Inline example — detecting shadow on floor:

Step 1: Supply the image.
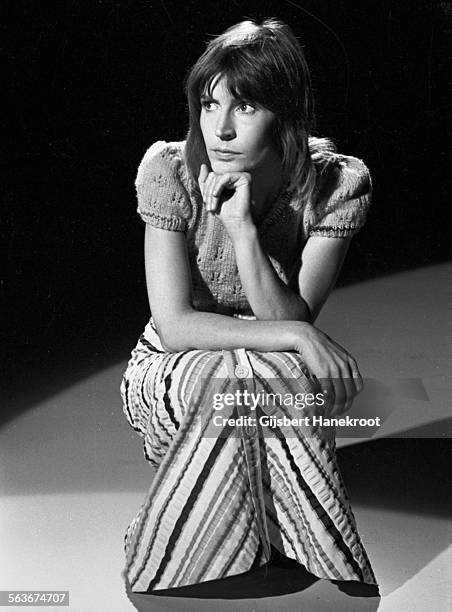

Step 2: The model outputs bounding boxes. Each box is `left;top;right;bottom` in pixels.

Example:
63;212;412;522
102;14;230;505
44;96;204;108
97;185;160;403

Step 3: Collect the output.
125;553;380;611
386;416;452;439
337;437;452;519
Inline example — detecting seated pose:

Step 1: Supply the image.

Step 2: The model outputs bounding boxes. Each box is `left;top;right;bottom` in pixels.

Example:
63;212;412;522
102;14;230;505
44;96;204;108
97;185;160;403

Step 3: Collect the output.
121;18;378;593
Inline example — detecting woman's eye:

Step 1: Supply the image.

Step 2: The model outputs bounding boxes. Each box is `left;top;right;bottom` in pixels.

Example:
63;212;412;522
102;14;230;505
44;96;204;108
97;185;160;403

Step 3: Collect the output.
237;103;256;114
201;100;216;111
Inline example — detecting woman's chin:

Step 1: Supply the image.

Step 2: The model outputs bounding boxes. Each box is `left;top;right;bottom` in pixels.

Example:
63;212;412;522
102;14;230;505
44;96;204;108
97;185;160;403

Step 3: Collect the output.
209;158;246;174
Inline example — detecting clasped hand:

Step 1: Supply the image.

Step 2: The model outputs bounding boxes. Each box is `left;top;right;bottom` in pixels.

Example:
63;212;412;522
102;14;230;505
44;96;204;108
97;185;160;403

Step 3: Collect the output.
198;164;254;234
293;322;363;418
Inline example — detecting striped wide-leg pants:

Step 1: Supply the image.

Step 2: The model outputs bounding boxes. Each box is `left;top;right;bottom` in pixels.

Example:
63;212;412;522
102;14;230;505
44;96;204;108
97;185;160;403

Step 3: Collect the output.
120;324;377;593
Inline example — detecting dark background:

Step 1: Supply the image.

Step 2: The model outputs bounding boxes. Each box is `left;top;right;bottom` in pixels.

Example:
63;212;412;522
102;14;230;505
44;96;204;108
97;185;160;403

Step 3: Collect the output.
3;0;449;414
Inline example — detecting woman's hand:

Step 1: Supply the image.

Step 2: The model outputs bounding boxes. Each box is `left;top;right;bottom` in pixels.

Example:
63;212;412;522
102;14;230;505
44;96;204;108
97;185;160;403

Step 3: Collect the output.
198;164;255;236
292;321;363;417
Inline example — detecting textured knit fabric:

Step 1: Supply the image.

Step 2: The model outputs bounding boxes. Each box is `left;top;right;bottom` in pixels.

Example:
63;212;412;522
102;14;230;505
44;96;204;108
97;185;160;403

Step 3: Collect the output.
121;139;377;592
121;323;377;592
135;139;372;316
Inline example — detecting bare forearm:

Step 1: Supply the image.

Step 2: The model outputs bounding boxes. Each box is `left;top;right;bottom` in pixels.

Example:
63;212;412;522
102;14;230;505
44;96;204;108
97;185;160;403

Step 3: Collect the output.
157;308;304;353
231;224;311;321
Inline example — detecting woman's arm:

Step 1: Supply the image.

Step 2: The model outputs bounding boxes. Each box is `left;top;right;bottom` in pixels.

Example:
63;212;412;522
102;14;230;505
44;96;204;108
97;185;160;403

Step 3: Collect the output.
231;226;351;323
144;224;301;352
145;224;362;415
199;166;351;323
230;223;311;321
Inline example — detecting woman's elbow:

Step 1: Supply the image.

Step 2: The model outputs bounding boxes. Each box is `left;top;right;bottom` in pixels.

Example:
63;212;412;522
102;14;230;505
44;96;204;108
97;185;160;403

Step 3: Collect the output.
154;312;193;352
255;297;313;323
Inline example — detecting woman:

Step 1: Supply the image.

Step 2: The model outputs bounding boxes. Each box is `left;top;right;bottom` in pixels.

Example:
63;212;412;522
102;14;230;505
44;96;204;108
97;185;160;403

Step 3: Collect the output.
121;18;377;593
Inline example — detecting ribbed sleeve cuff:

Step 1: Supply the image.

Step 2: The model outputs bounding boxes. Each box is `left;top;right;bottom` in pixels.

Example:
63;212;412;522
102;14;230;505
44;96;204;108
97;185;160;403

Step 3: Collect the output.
137;209;187;231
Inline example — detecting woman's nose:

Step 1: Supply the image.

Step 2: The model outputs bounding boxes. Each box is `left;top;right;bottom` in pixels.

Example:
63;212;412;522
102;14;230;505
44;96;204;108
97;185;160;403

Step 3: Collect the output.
215;112;235;140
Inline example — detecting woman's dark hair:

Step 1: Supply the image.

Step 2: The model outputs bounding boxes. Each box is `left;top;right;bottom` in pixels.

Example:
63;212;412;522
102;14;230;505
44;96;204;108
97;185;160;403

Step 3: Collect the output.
184;18;335;201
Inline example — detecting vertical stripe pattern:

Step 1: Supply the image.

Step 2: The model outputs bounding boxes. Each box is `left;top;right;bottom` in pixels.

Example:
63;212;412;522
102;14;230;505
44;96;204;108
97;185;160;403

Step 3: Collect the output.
120;320;377;592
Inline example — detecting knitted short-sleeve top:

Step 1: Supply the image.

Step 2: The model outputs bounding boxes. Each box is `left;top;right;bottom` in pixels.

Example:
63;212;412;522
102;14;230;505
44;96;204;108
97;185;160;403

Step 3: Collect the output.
135;139;372;317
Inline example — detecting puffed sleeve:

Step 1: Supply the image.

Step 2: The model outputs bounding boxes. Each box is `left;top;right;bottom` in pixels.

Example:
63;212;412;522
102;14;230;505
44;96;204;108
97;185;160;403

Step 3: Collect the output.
306;155;372;238
135;141;193;232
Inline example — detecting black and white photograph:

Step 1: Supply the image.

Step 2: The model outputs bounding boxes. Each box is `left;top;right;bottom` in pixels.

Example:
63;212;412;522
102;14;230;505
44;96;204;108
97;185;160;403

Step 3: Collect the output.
2;2;450;611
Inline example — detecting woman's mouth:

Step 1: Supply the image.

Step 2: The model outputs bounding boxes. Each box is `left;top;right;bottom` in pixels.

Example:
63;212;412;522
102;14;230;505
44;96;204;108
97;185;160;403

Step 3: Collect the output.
212;148;241;159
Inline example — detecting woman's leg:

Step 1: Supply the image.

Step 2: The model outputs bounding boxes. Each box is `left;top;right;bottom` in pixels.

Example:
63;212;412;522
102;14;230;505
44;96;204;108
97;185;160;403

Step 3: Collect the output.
121;346;268;593
243;349;378;585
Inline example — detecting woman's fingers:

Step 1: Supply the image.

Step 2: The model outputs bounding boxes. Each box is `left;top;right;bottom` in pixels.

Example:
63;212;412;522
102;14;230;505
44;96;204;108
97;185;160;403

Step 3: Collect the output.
320;379;336;417
206;173;234;212
349;356;364;395
330;377;355;416
319;337;363;413
331;376;347;414
198;164;209;200
295;327;362;417
318;373;356;417
199;170;252;214
201;171;221;212
198;163;209;183
203;172;215;212
316;373;355;417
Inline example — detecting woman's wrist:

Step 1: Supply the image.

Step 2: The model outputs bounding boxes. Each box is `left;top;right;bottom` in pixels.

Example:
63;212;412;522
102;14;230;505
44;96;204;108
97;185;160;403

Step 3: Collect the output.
287;320;312;351
225;218;256;243
222;215;252;238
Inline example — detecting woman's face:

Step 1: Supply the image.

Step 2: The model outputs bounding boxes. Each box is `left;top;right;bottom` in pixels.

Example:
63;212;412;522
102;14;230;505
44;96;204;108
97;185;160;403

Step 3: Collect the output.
199;75;280;176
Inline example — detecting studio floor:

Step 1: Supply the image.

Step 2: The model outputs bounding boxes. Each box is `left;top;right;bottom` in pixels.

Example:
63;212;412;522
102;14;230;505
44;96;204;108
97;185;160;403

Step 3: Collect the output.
1;263;451;611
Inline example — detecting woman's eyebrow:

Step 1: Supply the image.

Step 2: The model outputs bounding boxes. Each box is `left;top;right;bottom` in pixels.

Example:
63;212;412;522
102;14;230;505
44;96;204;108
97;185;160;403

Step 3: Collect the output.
200;93;251;104
200;94;216;102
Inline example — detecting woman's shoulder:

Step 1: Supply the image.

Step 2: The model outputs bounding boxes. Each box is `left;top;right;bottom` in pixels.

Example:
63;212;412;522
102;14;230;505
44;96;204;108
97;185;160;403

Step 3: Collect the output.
308;136;371;201
135;140;195;231
305;137;372;238
136;140;190;190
